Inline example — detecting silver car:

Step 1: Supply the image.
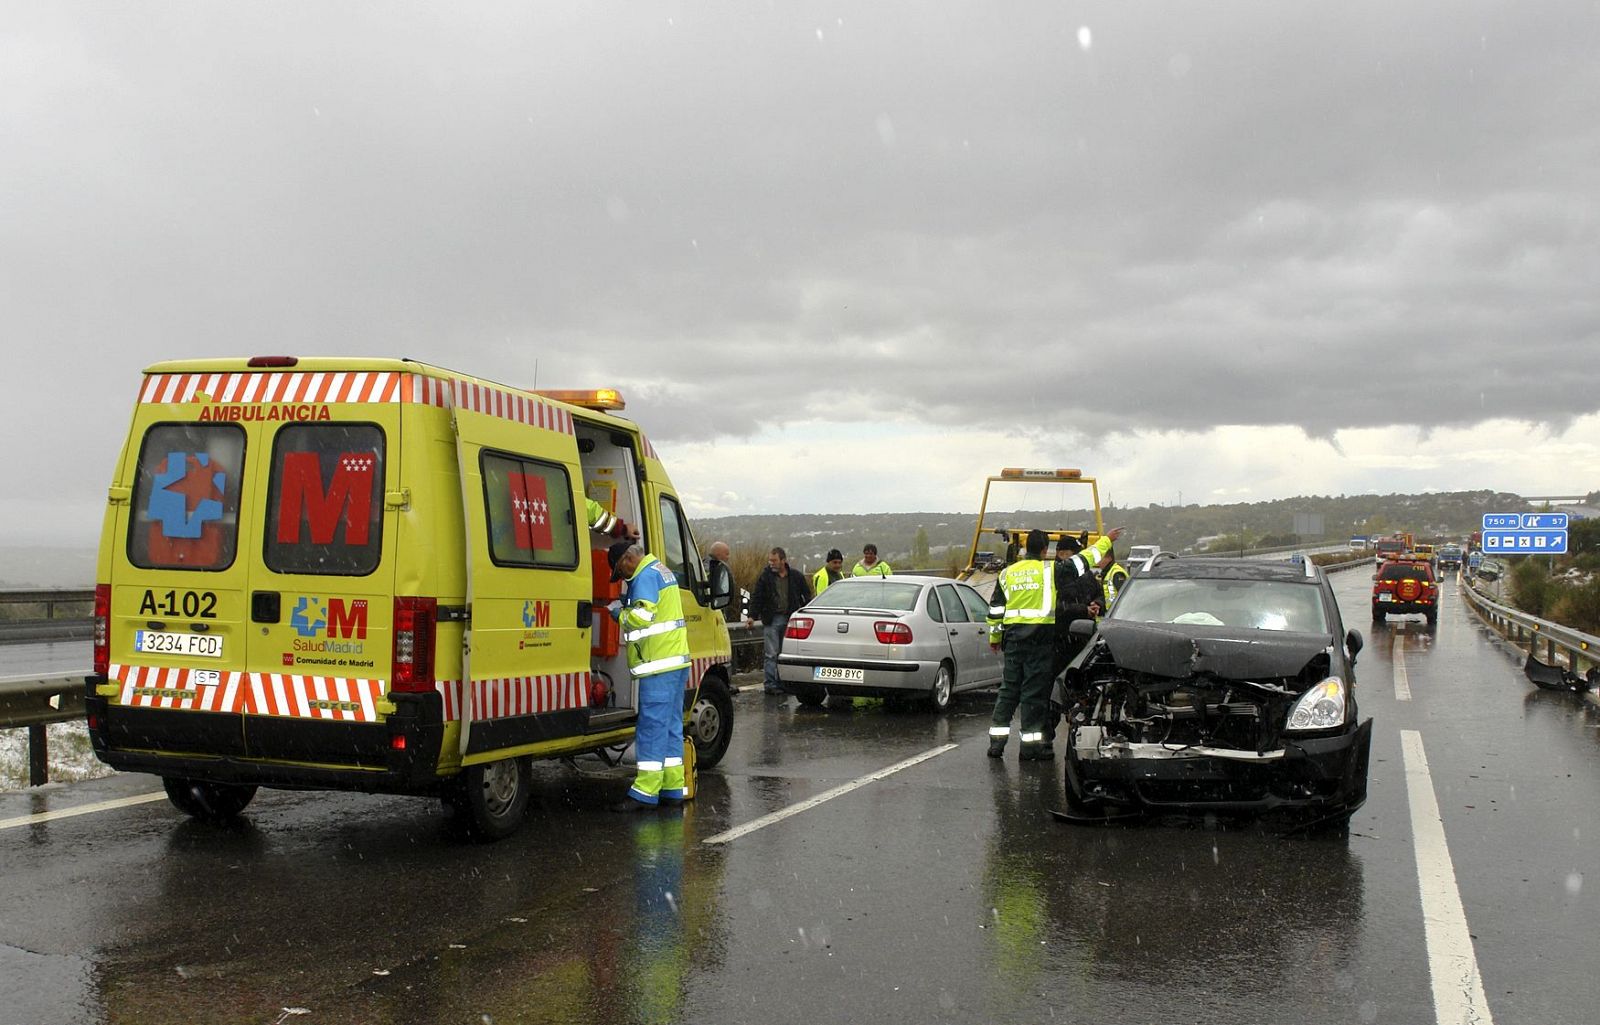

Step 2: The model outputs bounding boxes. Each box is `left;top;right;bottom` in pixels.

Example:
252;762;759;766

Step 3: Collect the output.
776;575;1002;710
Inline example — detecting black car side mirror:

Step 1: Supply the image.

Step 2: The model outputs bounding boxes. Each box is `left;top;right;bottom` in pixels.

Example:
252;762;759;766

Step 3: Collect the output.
706;560;733;610
1068;618;1096;640
1346;628;1364;660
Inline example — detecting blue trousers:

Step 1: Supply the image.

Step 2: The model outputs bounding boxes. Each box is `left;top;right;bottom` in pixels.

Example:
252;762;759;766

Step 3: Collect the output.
762;616;789;691
630;666;689;804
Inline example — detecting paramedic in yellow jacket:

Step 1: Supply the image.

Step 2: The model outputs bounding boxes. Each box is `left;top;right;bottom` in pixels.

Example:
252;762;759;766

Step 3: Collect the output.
587;498;634;539
607;541;691;812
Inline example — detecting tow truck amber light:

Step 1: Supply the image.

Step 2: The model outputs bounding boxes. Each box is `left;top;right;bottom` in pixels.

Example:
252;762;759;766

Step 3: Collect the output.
531;388;626;411
390;597;437;692
93;584;110;675
874;621;913;644
786;617;814;640
246;356;299;368
1000;467;1082;479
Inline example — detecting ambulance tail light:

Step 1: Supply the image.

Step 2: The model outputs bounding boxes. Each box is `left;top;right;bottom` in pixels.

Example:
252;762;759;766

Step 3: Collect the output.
874;621;913;644
246;356;299;368
93;584;110;676
785;617;814;640
390;597;437;692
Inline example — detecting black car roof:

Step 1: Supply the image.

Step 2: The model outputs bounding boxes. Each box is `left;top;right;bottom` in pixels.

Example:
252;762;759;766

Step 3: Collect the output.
1138;557;1323;583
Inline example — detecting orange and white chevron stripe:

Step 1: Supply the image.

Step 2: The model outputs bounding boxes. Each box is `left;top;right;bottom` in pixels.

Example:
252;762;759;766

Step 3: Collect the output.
248;673;385;722
435;672;589;722
115;664;247;714
110;664;382;723
139;371;577;435
139;372;405;406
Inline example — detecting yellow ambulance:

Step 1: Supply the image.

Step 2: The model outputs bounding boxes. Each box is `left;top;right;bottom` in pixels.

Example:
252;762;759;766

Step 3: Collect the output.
86;357;736;839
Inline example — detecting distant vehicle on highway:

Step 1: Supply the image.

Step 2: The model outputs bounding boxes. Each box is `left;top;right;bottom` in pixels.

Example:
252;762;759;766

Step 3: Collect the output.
1372;559;1439;625
1125;544;1162;565
1476;559;1503;581
1437;544;1464;570
777;575;1001;711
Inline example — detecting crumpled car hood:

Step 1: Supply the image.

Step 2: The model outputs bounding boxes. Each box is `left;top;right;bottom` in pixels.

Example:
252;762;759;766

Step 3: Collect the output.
1095;619;1330;680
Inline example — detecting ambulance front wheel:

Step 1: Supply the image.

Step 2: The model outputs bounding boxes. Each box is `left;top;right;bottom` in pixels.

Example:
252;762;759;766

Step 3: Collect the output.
448;756;532;841
688;677;734;768
162;777;257;822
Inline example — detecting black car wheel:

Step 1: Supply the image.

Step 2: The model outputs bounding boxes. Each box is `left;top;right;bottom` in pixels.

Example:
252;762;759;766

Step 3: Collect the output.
689;676;734;767
793;684;826;707
446;756;531;842
163;777;257;822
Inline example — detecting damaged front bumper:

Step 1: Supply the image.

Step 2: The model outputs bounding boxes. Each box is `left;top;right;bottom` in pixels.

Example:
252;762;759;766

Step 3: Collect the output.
1066;717;1373;817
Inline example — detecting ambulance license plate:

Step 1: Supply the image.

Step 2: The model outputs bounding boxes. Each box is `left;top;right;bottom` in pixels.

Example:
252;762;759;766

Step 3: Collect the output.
135;631;224;658
813;666;864;683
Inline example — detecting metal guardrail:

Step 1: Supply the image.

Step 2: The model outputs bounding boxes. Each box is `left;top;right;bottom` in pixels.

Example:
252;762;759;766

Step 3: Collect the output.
1;674;89;787
0;588;95;645
1459;576;1600;674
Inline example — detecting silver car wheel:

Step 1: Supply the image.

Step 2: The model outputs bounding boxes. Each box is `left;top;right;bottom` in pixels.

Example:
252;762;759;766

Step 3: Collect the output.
930;663;954;712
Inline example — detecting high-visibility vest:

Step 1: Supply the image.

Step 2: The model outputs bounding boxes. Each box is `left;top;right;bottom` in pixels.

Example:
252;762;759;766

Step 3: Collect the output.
812;566;842;596
986;558;1056;643
617;555;691;678
853;560;892;577
1101;562;1129;608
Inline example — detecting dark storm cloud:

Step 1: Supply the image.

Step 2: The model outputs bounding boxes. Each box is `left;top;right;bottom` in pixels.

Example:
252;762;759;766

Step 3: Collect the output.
3;0;1597;479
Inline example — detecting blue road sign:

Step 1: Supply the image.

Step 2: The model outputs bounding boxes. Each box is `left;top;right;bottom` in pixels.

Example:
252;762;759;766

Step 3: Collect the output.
1522;512;1569;530
1482;513;1522;530
1481;530;1568;555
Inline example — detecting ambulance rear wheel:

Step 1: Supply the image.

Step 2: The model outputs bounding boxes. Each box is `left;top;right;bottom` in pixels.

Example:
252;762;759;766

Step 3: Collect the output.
688;677;734;768
450;756;531;841
163;777;257;822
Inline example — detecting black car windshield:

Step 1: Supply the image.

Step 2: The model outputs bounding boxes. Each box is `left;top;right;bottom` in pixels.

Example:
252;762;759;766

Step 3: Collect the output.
1111;578;1329;633
1379;564;1431;582
807;579;923;611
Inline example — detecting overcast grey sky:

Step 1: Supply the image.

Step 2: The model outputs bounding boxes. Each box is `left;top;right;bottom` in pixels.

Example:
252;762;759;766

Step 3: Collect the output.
3;2;1598;543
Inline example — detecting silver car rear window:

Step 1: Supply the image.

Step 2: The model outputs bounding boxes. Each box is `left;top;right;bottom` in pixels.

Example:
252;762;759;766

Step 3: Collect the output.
808;579;924;611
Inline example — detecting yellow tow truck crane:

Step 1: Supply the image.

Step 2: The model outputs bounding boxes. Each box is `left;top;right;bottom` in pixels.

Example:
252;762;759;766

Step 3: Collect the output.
958;467;1106;584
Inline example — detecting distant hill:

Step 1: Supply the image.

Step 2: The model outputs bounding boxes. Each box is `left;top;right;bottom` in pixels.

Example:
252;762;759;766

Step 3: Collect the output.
690;489;1568;571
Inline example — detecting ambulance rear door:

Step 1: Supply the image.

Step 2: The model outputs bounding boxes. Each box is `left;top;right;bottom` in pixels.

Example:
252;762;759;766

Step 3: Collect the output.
448;378;592;762
239;370;402;765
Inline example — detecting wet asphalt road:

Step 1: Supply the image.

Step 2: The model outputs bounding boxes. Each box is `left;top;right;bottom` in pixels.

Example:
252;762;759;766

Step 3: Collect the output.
3;570;1598;1025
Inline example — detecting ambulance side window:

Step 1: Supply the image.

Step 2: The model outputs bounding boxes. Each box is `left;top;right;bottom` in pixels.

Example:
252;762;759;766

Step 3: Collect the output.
264;424;385;576
482;452;579;569
127;423;246;572
657;495;702;591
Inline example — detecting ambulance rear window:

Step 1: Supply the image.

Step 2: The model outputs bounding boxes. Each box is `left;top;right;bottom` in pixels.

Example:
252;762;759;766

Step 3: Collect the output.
127;423;246;571
482;452;578;569
264;424;385;576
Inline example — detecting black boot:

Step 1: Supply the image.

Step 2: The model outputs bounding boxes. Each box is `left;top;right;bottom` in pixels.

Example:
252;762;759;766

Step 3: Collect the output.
986;738;1006;758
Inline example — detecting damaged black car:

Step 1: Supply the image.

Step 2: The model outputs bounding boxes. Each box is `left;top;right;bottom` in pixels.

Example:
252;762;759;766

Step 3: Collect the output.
1052;556;1372;827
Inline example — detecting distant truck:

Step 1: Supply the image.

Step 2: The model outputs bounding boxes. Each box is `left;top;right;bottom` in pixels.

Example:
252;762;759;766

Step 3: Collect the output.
1348;535;1371;550
1437;544;1464;570
1125;544;1162;565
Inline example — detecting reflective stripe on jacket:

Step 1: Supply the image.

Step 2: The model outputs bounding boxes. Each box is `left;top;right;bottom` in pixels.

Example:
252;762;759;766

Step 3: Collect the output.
586;498;618;534
617;555;691;678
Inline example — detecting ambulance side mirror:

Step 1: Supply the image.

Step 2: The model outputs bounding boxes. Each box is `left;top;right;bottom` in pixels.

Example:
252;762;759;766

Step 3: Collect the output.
706;560;733;610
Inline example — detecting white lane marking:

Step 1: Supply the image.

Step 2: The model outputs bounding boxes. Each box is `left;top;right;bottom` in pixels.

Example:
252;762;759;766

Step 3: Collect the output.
1394;637;1412;701
1400;730;1495;1025
702;743;959;845
0;791;168;832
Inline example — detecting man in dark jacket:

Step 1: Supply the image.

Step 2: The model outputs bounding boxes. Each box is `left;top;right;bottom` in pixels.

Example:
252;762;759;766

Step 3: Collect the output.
746;546;813;695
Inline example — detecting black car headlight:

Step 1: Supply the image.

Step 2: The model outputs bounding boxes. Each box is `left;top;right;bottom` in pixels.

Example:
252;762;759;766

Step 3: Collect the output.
1286;678;1346;731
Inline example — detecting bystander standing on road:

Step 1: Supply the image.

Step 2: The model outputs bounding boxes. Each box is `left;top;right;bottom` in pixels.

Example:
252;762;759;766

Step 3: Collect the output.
812;549;846;597
853;543;892;577
747;547;813;695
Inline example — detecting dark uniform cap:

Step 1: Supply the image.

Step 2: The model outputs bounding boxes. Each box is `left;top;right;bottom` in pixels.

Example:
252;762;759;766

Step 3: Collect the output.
1057;532;1086;554
607;540;635;581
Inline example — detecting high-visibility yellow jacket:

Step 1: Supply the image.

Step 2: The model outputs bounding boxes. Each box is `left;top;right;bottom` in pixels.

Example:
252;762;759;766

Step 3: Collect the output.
616;555;691;678
812;566;843;596
852;560;892;577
